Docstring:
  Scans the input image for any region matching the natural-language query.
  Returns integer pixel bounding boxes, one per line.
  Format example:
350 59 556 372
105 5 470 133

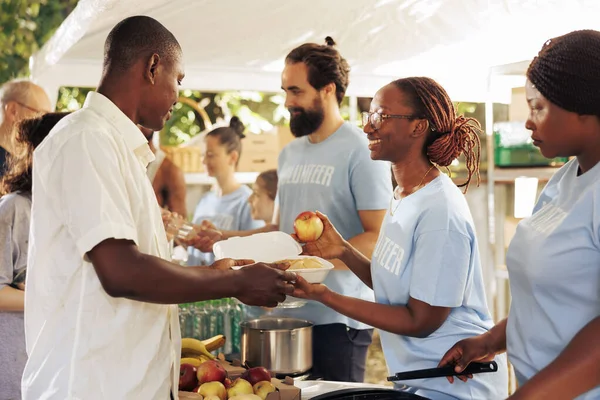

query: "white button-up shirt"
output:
22 92 181 400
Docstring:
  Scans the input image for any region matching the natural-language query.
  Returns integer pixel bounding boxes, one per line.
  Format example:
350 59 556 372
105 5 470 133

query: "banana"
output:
181 337 215 360
201 334 226 352
180 357 202 367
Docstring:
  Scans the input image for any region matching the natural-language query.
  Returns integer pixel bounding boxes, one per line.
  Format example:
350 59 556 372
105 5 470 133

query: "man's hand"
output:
235 261 296 307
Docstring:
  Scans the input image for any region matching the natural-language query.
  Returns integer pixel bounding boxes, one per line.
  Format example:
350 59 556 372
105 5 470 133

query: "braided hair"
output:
527 29 600 118
392 77 481 192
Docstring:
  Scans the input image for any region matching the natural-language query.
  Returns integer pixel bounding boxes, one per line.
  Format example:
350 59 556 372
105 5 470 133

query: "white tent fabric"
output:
31 0 600 103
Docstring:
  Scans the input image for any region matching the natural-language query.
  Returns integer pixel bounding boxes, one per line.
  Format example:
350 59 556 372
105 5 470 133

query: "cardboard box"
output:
244 133 280 154
238 151 278 172
266 378 301 400
216 357 247 380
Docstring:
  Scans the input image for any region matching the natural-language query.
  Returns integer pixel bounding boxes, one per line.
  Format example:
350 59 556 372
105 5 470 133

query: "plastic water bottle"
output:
230 299 243 355
192 301 209 340
178 303 194 338
222 299 233 355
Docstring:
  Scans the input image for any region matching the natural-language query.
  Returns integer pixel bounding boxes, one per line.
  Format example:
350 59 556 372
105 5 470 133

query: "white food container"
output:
213 231 334 308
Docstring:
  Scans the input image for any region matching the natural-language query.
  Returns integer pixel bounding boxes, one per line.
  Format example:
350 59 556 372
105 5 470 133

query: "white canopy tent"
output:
30 0 600 105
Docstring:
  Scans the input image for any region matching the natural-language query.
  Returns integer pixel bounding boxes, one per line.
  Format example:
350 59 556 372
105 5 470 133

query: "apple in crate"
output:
197 360 227 384
241 366 272 386
254 381 277 400
198 381 227 400
179 363 199 391
294 211 323 242
227 378 254 398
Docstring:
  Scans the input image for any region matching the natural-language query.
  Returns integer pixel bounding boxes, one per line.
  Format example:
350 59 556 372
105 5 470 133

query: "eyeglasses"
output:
361 111 421 130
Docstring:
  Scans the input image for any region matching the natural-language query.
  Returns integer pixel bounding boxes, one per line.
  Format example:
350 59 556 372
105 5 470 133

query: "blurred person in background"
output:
0 79 52 177
0 112 69 400
248 169 278 225
186 117 264 266
139 125 187 217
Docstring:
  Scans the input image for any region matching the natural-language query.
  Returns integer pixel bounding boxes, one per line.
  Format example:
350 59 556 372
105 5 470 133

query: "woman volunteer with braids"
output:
292 77 508 400
439 30 600 400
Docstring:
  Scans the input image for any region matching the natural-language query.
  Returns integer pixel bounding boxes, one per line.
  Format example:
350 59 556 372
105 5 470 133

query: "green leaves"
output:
0 0 78 82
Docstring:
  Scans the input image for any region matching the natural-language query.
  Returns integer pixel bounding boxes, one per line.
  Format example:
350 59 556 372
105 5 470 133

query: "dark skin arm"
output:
161 159 187 218
88 238 296 307
293 276 451 338
438 319 508 383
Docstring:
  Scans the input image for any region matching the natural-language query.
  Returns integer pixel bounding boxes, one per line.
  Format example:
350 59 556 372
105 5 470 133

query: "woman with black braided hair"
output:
440 30 600 399
293 76 508 400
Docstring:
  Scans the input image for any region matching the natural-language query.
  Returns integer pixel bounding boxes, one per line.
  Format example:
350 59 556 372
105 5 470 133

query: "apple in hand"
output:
180 363 199 391
197 360 227 384
254 381 277 400
198 381 227 400
227 378 254 398
241 366 272 386
293 211 324 242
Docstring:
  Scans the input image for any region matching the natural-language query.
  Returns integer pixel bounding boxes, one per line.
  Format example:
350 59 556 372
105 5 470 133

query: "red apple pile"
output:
294 211 324 242
180 361 277 400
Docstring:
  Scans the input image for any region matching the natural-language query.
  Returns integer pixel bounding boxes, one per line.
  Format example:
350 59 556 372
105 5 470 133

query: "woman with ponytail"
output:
293 77 507 399
187 117 265 266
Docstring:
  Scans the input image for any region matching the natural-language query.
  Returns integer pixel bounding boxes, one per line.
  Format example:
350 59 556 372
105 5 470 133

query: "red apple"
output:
179 363 199 392
224 377 233 388
198 381 227 400
197 360 227 384
294 211 324 242
253 381 277 400
240 366 272 386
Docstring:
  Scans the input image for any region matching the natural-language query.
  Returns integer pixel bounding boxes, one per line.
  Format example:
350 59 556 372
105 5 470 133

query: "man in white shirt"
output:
22 16 295 400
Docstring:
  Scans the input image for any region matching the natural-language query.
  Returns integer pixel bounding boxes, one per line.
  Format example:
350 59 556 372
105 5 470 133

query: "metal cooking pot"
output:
241 317 313 375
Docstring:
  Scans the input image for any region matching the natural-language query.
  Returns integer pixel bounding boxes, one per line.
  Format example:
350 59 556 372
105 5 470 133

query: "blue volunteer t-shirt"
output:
253 122 392 329
507 159 600 400
373 174 507 400
188 185 264 266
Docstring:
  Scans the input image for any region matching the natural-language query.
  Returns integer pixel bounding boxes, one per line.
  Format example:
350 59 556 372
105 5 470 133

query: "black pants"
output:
310 323 373 382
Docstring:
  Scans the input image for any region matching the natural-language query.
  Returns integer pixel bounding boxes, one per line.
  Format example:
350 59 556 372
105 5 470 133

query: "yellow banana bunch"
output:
201 334 226 352
180 357 202 367
181 338 215 360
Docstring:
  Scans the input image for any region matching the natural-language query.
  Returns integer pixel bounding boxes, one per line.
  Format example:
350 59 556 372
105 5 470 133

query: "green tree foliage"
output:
0 0 79 82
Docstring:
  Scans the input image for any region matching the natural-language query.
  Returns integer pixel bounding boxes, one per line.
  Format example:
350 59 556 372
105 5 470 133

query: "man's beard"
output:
289 99 325 138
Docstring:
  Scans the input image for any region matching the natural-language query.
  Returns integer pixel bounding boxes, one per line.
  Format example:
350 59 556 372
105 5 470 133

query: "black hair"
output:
103 15 181 73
